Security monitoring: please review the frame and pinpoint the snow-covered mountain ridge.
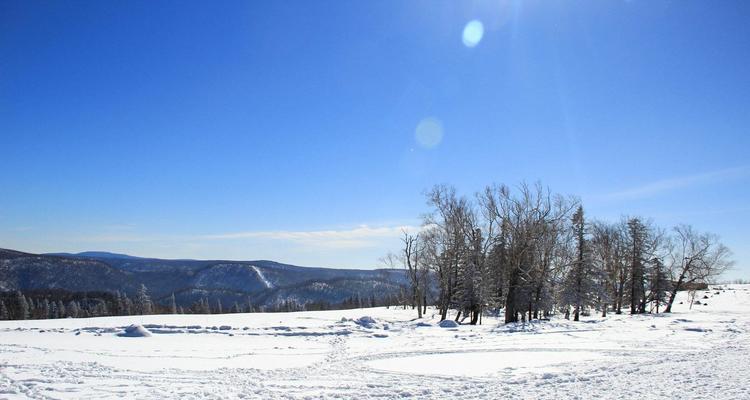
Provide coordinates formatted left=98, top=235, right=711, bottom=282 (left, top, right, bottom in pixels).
left=0, top=248, right=408, bottom=308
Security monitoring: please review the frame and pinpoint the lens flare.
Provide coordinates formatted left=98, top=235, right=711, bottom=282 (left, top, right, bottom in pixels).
left=462, top=20, right=484, bottom=48
left=415, top=117, right=443, bottom=149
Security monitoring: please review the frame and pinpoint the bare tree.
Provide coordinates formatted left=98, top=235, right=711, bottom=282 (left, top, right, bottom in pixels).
left=480, top=182, right=577, bottom=323
left=387, top=181, right=734, bottom=327
left=663, top=225, right=733, bottom=313
left=422, top=185, right=472, bottom=321
left=383, top=230, right=428, bottom=318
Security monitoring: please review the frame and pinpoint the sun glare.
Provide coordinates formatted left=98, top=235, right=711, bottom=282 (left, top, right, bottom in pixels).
left=462, top=20, right=484, bottom=47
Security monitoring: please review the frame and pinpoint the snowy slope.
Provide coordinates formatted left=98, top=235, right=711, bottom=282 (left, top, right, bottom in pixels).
left=1, top=286, right=749, bottom=399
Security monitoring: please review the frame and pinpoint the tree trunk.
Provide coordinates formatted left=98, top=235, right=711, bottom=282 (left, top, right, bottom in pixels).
left=505, top=287, right=517, bottom=323
left=470, top=306, right=479, bottom=325
left=504, top=268, right=519, bottom=324
left=664, top=274, right=686, bottom=313
left=664, top=287, right=680, bottom=313
left=630, top=269, right=637, bottom=315
left=416, top=290, right=423, bottom=318
left=615, top=279, right=624, bottom=314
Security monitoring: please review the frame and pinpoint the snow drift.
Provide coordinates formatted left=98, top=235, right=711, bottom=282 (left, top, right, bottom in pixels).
left=117, top=324, right=152, bottom=337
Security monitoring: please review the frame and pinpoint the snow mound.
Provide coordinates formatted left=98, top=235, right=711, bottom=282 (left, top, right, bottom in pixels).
left=355, top=316, right=377, bottom=328
left=438, top=320, right=459, bottom=328
left=117, top=324, right=152, bottom=337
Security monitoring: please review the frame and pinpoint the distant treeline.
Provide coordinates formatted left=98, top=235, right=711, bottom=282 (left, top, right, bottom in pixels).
left=0, top=285, right=405, bottom=321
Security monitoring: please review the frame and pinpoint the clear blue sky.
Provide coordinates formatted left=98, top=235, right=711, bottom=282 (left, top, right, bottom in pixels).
left=1, top=1, right=748, bottom=278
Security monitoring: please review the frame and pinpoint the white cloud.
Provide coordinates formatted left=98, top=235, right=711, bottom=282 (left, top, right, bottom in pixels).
left=603, top=165, right=750, bottom=201
left=73, top=224, right=420, bottom=250
left=200, top=225, right=420, bottom=249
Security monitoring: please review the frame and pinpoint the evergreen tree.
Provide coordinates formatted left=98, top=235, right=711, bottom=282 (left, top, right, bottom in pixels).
left=169, top=293, right=177, bottom=314
left=42, top=298, right=51, bottom=319
left=67, top=300, right=80, bottom=318
left=559, top=206, right=602, bottom=321
left=27, top=296, right=35, bottom=319
left=124, top=295, right=133, bottom=315
left=93, top=300, right=109, bottom=316
left=136, top=284, right=153, bottom=315
left=0, top=300, right=9, bottom=320
left=16, top=291, right=29, bottom=320
left=57, top=300, right=66, bottom=318
left=627, top=218, right=650, bottom=314
left=114, top=291, right=125, bottom=315
left=649, top=258, right=670, bottom=313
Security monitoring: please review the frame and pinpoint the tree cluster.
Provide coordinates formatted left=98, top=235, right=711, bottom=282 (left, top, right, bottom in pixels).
left=393, top=182, right=733, bottom=324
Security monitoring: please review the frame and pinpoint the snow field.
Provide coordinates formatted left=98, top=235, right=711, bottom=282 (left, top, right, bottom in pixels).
left=1, top=285, right=749, bottom=399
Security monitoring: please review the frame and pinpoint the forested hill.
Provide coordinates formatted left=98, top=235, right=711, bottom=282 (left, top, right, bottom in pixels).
left=0, top=248, right=408, bottom=311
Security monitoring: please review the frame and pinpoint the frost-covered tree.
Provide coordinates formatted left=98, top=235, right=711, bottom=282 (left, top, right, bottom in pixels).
left=67, top=300, right=79, bottom=318
left=0, top=300, right=9, bottom=320
left=42, top=298, right=51, bottom=319
left=558, top=206, right=604, bottom=321
left=114, top=291, right=125, bottom=315
left=456, top=228, right=483, bottom=325
left=486, top=183, right=577, bottom=323
left=422, top=185, right=473, bottom=321
left=124, top=295, right=133, bottom=315
left=57, top=300, right=66, bottom=318
left=92, top=300, right=108, bottom=316
left=201, top=298, right=211, bottom=314
left=16, top=291, right=29, bottom=320
left=136, top=284, right=153, bottom=315
left=50, top=301, right=59, bottom=319
left=169, top=293, right=177, bottom=314
left=27, top=297, right=35, bottom=319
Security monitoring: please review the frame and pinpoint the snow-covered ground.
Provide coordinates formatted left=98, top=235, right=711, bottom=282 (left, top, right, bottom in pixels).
left=2, top=286, right=749, bottom=399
